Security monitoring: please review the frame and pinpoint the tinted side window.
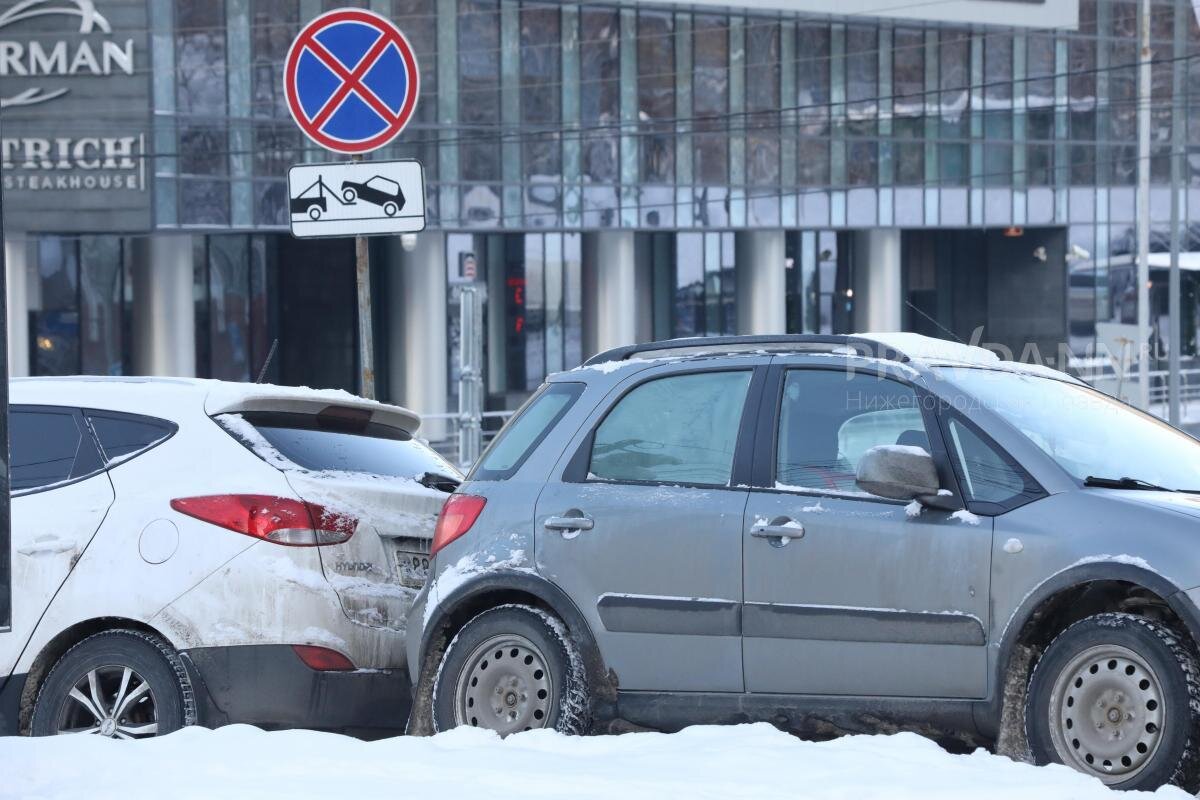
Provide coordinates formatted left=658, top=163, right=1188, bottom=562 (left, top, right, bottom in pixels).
left=474, top=383, right=584, bottom=480
left=947, top=418, right=1040, bottom=506
left=777, top=370, right=928, bottom=494
left=590, top=370, right=752, bottom=485
left=10, top=409, right=95, bottom=492
left=87, top=412, right=174, bottom=462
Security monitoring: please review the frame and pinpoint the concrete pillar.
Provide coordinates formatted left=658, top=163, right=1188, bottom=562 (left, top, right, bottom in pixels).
left=852, top=229, right=903, bottom=332
left=387, top=232, right=448, bottom=439
left=5, top=236, right=30, bottom=377
left=581, top=231, right=638, bottom=358
left=734, top=230, right=787, bottom=335
left=131, top=235, right=196, bottom=377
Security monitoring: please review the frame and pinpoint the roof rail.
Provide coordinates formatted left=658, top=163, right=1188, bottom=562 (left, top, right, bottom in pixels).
left=581, top=335, right=911, bottom=367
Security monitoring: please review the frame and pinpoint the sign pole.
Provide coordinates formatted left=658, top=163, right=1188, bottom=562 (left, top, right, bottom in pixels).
left=352, top=153, right=376, bottom=400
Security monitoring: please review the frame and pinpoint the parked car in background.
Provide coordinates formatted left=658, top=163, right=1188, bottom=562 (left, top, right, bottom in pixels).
left=410, top=333, right=1200, bottom=793
left=0, top=377, right=460, bottom=739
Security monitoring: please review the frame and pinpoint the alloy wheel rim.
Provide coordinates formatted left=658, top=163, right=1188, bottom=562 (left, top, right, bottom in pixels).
left=1048, top=644, right=1165, bottom=783
left=453, top=634, right=553, bottom=735
left=56, top=665, right=159, bottom=739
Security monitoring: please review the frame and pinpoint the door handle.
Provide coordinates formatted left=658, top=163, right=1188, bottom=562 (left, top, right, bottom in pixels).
left=750, top=520, right=804, bottom=542
left=544, top=514, right=594, bottom=532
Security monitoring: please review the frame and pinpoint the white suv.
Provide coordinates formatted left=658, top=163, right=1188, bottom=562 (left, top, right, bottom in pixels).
left=0, top=377, right=459, bottom=738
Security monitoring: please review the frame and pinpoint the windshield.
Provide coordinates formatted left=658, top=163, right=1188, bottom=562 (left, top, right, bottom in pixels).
left=940, top=368, right=1200, bottom=491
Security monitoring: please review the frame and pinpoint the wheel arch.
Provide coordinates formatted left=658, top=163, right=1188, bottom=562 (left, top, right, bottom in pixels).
left=17, top=616, right=170, bottom=734
left=414, top=571, right=614, bottom=730
left=982, top=563, right=1200, bottom=744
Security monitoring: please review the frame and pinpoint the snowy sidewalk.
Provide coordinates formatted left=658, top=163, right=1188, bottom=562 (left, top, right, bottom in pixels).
left=1, top=723, right=1190, bottom=800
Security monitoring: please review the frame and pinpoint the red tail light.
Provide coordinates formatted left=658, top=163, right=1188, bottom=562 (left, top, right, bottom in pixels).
left=431, top=494, right=486, bottom=557
left=170, top=495, right=357, bottom=546
left=292, top=645, right=355, bottom=671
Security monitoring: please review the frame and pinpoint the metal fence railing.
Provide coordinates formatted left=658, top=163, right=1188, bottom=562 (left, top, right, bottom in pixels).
left=422, top=410, right=515, bottom=471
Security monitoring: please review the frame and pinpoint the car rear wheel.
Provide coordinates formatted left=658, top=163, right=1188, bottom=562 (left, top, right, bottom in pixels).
left=308, top=206, right=321, bottom=220
left=30, top=629, right=196, bottom=738
left=383, top=201, right=398, bottom=217
left=342, top=188, right=357, bottom=203
left=1026, top=612, right=1200, bottom=792
left=432, top=604, right=589, bottom=736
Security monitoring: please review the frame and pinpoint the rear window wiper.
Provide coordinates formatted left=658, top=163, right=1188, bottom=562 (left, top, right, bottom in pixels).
left=1084, top=476, right=1174, bottom=492
left=417, top=471, right=461, bottom=493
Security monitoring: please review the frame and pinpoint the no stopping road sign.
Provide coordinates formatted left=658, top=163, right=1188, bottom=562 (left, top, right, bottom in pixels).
left=284, top=9, right=420, bottom=154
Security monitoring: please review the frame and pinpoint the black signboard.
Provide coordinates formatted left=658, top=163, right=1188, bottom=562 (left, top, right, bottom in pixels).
left=0, top=0, right=151, bottom=233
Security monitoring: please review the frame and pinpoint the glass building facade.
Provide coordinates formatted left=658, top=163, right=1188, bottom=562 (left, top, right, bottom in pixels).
left=9, top=0, right=1200, bottom=416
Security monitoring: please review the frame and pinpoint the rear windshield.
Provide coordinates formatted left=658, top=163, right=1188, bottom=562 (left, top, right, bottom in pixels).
left=472, top=382, right=584, bottom=481
left=218, top=410, right=461, bottom=489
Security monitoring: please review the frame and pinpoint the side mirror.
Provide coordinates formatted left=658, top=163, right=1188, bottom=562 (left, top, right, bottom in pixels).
left=856, top=445, right=941, bottom=502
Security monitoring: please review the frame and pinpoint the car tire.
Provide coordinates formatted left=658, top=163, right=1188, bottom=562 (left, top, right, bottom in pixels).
left=30, top=629, right=197, bottom=739
left=432, top=604, right=589, bottom=736
left=342, top=188, right=357, bottom=203
left=308, top=206, right=321, bottom=220
left=1026, top=612, right=1200, bottom=793
left=383, top=201, right=398, bottom=217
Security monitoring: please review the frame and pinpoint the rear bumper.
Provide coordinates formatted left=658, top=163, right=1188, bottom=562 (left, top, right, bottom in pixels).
left=182, top=645, right=411, bottom=735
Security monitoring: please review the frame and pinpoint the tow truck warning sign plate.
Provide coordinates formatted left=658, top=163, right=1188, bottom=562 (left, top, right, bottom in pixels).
left=287, top=159, right=426, bottom=239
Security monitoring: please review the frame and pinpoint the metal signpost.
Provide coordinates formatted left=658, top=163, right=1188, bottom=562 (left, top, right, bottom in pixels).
left=284, top=8, right=424, bottom=399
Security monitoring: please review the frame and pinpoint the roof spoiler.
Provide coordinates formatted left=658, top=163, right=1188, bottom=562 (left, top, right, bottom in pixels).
left=204, top=388, right=420, bottom=434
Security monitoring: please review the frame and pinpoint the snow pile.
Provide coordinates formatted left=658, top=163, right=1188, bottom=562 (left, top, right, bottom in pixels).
left=1, top=723, right=1186, bottom=800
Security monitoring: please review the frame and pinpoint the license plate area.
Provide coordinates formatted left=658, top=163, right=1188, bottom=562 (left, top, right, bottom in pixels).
left=393, top=537, right=432, bottom=589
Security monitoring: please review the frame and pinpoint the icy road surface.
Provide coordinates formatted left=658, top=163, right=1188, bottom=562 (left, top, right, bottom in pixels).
left=1, top=722, right=1191, bottom=800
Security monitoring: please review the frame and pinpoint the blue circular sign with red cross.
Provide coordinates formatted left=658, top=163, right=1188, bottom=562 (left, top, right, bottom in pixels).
left=284, top=9, right=420, bottom=154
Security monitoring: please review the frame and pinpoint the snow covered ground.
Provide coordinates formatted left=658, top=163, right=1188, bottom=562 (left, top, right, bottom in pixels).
left=1, top=723, right=1191, bottom=800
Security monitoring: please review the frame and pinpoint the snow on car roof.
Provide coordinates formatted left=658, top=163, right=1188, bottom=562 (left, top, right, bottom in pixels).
left=11, top=376, right=421, bottom=431
left=854, top=332, right=1000, bottom=366
left=854, top=333, right=1084, bottom=384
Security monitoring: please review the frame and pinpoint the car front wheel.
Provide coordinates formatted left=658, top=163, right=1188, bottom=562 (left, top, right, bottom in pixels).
left=432, top=604, right=589, bottom=736
left=30, top=629, right=196, bottom=738
left=1026, top=612, right=1200, bottom=792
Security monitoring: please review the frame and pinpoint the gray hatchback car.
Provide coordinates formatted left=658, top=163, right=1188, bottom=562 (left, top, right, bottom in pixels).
left=408, top=333, right=1200, bottom=793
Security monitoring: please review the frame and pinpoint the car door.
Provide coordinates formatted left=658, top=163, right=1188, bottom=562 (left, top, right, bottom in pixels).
left=534, top=362, right=765, bottom=692
left=741, top=366, right=993, bottom=699
left=2, top=406, right=115, bottom=677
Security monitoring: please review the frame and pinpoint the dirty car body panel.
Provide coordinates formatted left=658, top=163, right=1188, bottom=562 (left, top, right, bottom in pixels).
left=409, top=334, right=1200, bottom=760
left=0, top=377, right=457, bottom=735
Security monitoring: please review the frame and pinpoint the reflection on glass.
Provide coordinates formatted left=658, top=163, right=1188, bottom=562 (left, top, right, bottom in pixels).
left=522, top=4, right=562, bottom=185
left=581, top=8, right=620, bottom=184
left=745, top=21, right=780, bottom=187
left=693, top=14, right=728, bottom=186
left=459, top=0, right=500, bottom=184
left=638, top=11, right=674, bottom=183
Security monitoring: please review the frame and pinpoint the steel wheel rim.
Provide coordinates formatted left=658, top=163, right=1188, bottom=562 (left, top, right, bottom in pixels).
left=453, top=634, right=553, bottom=735
left=1048, top=644, right=1166, bottom=783
left=55, top=664, right=159, bottom=739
